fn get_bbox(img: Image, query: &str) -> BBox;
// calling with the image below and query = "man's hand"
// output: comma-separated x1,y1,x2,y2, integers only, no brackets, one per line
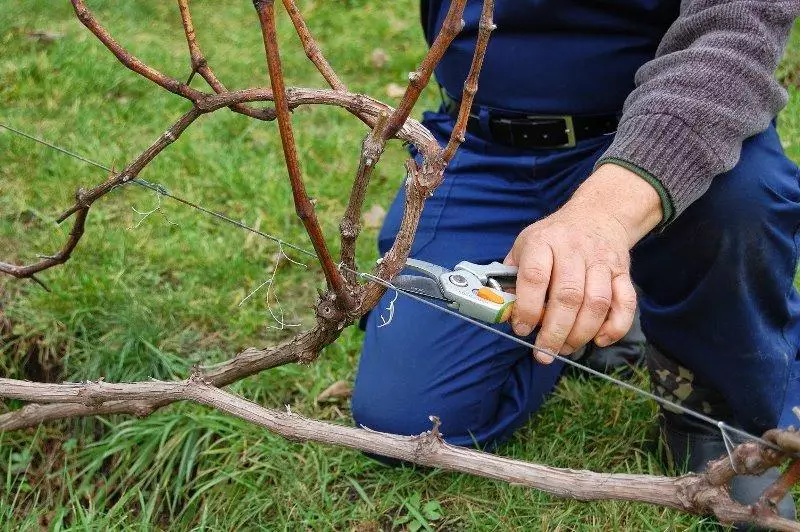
504,163,663,363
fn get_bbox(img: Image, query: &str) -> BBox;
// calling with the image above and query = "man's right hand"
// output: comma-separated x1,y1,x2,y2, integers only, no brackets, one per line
503,163,662,363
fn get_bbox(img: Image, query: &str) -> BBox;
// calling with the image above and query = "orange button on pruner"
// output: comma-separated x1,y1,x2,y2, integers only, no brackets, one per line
476,287,505,304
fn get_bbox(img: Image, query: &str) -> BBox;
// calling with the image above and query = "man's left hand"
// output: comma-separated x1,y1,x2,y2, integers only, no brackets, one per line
504,163,663,363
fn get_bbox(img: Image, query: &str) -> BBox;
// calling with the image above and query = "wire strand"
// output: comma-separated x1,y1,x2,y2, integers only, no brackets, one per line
2,121,792,457
0,123,315,259
356,271,788,455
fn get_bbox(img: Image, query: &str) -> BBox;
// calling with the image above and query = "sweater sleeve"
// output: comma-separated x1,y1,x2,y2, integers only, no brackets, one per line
596,0,799,224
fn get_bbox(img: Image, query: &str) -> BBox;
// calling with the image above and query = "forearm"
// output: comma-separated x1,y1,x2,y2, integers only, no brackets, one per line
597,0,799,224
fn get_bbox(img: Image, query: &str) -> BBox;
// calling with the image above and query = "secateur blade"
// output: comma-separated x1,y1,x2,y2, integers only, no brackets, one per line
391,274,450,302
391,258,451,302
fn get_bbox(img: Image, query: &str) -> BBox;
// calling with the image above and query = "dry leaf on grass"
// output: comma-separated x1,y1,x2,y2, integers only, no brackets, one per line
385,83,405,99
26,30,64,43
370,48,389,68
315,380,352,403
362,204,386,229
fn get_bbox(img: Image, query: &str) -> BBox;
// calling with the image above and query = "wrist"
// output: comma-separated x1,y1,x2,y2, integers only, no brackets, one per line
571,163,663,246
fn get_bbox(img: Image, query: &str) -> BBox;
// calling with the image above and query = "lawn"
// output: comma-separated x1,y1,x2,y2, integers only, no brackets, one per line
1,2,799,530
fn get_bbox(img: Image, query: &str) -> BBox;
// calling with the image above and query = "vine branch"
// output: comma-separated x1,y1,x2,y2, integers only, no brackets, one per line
442,0,494,163
0,206,88,288
2,107,202,279
1,376,798,531
339,111,390,281
177,0,276,120
71,0,203,101
281,0,346,91
383,0,467,140
254,0,354,309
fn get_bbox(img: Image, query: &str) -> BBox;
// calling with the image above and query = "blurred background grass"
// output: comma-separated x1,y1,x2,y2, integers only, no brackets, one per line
1,2,798,530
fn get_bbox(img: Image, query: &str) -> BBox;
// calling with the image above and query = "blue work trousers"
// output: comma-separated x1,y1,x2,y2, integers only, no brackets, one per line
352,110,800,447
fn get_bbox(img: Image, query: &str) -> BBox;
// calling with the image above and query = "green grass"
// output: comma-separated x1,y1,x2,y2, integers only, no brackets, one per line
1,3,798,530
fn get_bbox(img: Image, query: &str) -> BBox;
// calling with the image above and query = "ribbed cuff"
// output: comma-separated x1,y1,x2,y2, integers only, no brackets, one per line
596,157,675,227
597,113,724,221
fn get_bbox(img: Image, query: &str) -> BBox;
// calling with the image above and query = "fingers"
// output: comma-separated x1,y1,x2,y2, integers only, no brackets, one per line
505,220,636,365
509,241,553,338
563,263,612,352
532,251,586,364
594,272,637,347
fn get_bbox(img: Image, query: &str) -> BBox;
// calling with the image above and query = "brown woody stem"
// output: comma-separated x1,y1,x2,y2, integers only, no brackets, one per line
254,0,353,309
2,108,202,280
336,1,472,281
55,108,202,222
281,0,346,91
177,0,276,121
362,157,447,311
0,206,89,281
0,377,797,531
71,0,203,101
196,88,438,148
382,0,467,140
758,460,800,512
442,0,495,163
339,111,390,282
0,318,341,431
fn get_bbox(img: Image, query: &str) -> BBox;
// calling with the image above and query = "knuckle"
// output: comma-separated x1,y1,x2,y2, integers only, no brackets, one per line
613,252,631,271
537,339,561,353
585,293,612,318
604,316,632,340
513,295,543,316
588,254,612,268
589,251,624,270
621,300,637,314
554,286,584,310
519,264,549,287
514,305,542,325
560,345,575,355
565,237,582,252
568,318,601,342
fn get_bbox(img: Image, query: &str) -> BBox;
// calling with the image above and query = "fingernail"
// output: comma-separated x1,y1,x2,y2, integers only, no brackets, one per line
595,335,609,347
534,351,554,365
513,321,533,337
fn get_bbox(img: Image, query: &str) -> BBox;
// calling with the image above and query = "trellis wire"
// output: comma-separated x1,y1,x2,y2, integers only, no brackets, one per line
2,121,795,458
0,123,316,260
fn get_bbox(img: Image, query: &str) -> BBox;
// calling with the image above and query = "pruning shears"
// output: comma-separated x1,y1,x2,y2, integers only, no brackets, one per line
392,259,518,324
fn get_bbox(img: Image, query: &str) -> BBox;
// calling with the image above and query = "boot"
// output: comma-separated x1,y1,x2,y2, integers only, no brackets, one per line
647,345,797,528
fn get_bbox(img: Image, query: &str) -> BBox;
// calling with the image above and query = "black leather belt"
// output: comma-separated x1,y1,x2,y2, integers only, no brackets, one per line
442,91,619,149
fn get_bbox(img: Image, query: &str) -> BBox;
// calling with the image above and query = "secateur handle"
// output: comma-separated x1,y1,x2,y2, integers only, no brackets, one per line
454,261,518,289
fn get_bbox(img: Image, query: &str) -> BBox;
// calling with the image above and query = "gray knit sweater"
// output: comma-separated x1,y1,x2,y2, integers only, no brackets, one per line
597,0,800,224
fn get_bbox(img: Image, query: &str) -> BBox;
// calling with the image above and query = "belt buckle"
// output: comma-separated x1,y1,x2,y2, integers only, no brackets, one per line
526,115,576,149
